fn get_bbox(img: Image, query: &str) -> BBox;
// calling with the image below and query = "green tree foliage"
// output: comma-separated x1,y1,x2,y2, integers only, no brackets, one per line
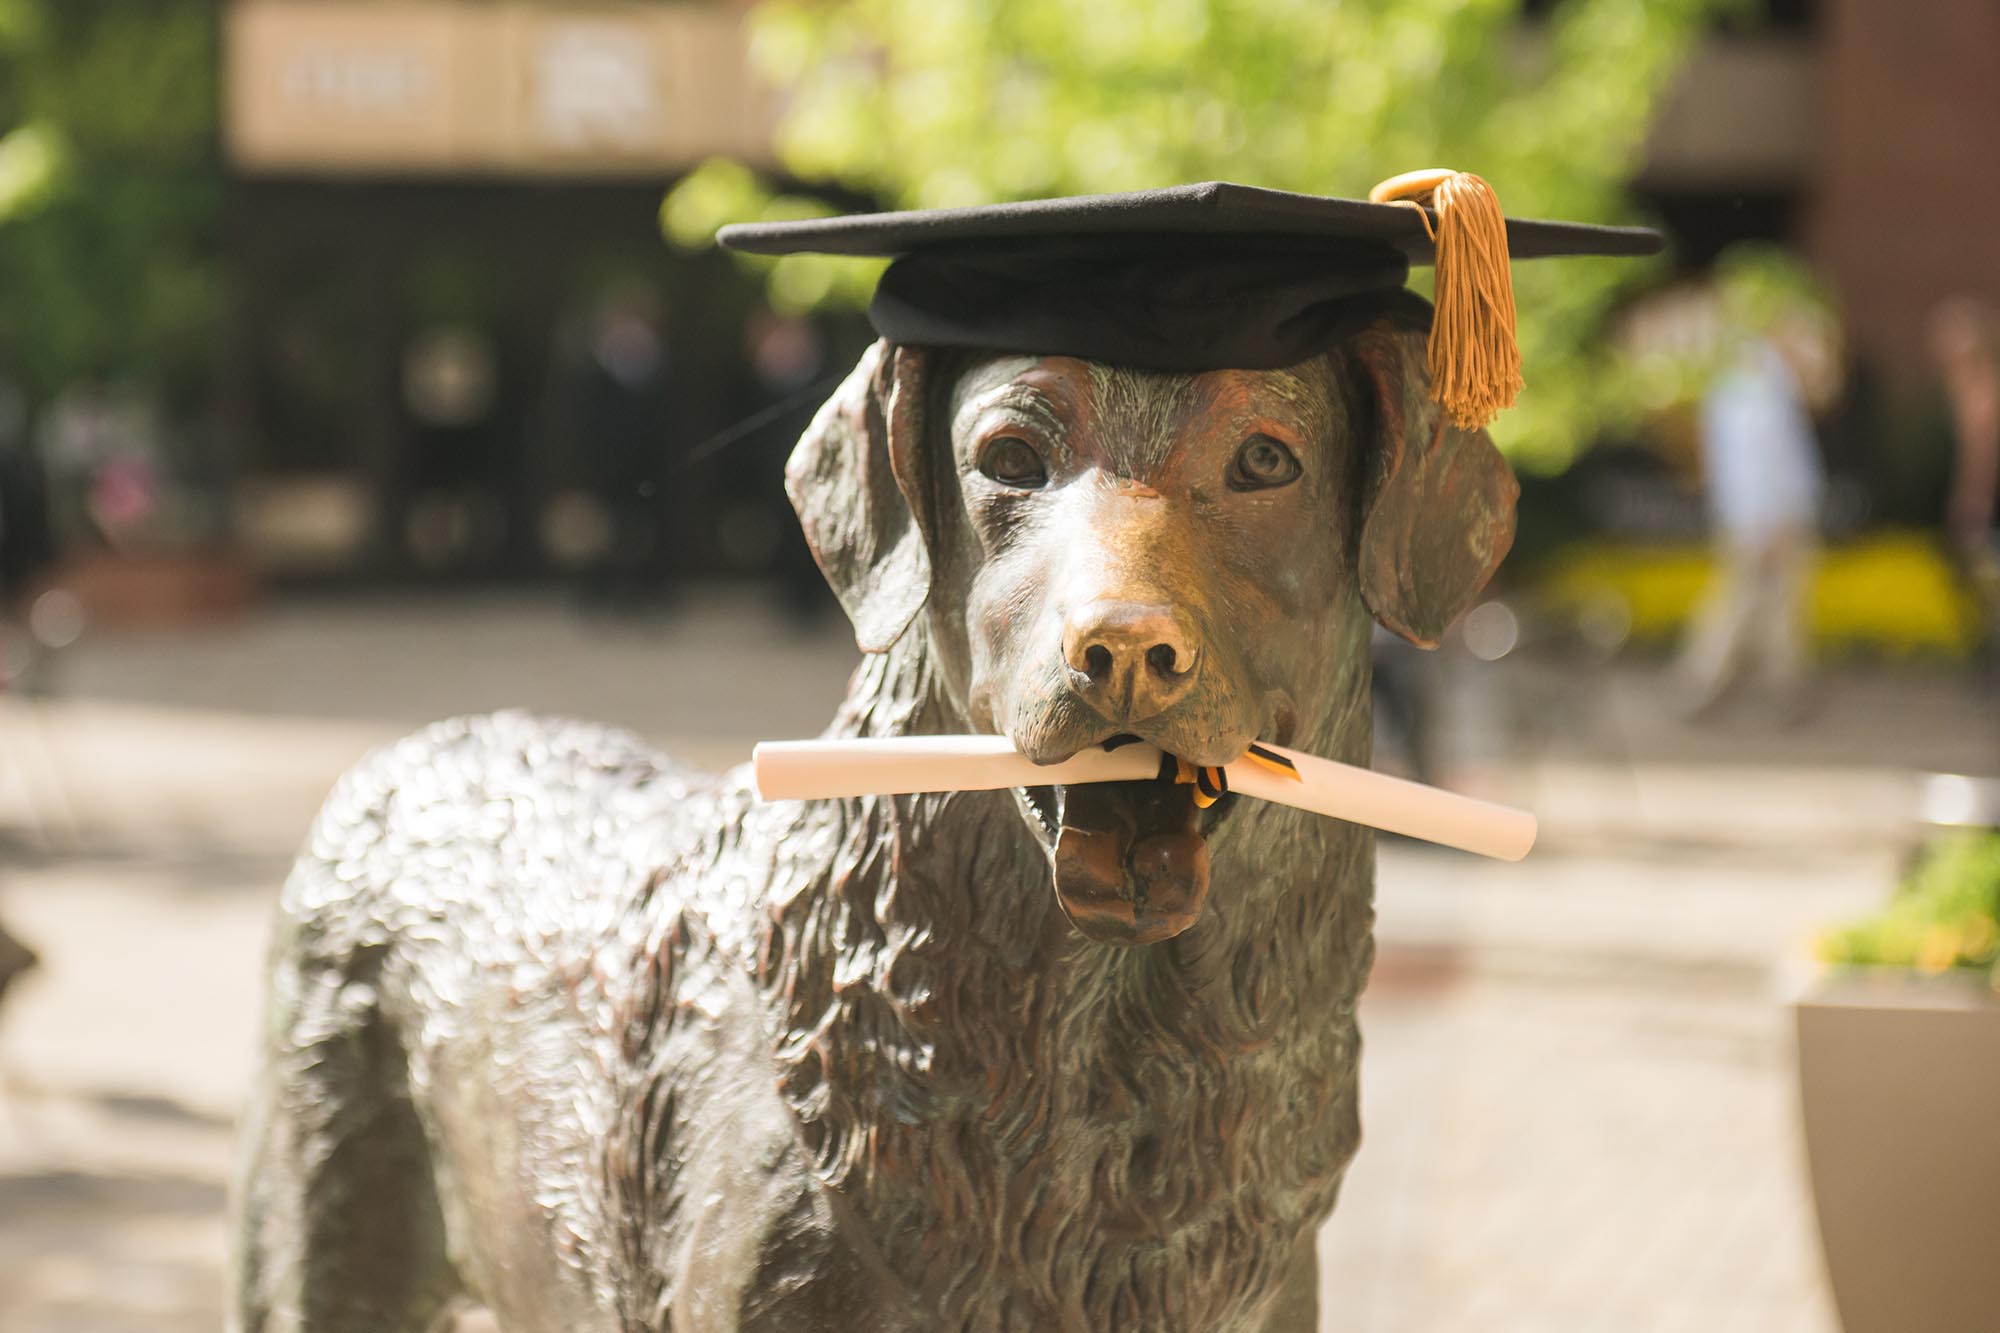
670,0,1732,472
0,0,220,407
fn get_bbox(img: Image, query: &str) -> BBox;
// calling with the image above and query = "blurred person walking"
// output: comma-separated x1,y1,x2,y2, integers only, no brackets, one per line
580,285,675,608
399,323,506,573
1928,297,2000,671
1931,298,2000,559
1678,319,1829,719
729,308,834,624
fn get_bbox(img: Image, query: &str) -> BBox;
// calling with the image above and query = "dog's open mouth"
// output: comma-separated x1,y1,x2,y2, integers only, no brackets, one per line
1017,751,1237,946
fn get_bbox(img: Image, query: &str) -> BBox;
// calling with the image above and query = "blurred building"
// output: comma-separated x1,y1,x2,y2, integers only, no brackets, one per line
222,0,796,581
1808,0,2000,387
217,0,1999,582
1639,0,2000,394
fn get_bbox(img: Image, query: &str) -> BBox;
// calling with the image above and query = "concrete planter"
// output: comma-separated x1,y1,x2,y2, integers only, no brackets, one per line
1794,969,2000,1333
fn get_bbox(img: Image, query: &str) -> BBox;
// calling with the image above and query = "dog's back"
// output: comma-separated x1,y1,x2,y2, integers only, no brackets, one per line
231,711,897,1332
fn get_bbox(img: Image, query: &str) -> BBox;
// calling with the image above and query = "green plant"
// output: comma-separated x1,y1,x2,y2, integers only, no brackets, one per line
0,0,221,404
1817,832,2000,990
669,0,1742,474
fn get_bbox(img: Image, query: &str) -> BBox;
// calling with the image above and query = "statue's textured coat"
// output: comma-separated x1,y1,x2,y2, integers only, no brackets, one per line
231,316,1516,1331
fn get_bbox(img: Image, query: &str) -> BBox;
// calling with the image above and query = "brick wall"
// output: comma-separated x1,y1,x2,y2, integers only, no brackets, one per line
1809,0,2000,385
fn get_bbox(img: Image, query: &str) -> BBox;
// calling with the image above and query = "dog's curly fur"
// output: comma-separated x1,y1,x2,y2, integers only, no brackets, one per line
230,323,1513,1332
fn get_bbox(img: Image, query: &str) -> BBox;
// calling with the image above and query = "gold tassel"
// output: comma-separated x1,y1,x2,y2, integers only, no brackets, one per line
1368,168,1524,431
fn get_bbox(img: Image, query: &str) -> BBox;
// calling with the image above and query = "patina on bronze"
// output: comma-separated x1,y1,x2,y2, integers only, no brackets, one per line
229,298,1517,1329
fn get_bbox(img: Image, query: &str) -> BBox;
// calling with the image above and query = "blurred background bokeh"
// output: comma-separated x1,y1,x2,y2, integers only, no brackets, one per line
1,2,1996,1330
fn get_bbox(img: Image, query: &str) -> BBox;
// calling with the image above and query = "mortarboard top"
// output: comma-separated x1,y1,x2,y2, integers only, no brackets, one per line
717,179,1663,423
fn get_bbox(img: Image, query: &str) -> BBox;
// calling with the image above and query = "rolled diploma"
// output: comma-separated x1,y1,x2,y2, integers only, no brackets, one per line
752,737,1535,862
1228,742,1536,862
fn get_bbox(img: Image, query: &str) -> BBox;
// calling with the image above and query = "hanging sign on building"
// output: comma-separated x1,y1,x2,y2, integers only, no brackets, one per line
227,1,777,175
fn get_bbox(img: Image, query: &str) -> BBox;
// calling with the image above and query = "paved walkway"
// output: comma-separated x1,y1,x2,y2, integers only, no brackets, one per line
1,590,1989,1330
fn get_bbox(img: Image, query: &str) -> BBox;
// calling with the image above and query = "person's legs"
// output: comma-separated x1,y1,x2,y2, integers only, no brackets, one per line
1754,526,1814,698
1679,540,1758,714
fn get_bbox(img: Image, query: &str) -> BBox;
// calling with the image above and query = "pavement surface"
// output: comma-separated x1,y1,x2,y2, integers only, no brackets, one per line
1,588,1992,1331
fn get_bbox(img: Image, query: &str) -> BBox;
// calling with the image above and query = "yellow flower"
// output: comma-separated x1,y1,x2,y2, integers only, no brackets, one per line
1916,926,1961,975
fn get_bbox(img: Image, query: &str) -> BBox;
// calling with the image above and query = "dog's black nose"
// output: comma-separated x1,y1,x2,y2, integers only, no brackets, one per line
1061,600,1199,723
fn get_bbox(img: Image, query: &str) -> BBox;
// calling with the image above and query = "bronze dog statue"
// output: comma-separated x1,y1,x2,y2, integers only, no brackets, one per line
230,310,1515,1330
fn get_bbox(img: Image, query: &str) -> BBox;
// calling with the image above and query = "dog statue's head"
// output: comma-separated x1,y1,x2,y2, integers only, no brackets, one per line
787,307,1517,946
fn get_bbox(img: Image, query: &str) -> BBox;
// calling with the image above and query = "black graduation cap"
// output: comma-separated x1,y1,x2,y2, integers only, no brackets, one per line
718,174,1663,428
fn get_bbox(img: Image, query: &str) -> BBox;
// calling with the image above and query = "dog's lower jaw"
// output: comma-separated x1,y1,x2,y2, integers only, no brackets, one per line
1053,778,1212,945
1012,779,1222,945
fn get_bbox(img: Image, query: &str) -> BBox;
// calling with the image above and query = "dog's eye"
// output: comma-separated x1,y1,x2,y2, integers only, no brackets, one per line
1229,435,1302,490
979,436,1048,489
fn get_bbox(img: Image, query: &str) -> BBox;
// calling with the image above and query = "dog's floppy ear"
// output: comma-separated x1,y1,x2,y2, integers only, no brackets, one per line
1347,317,1520,649
786,339,936,652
